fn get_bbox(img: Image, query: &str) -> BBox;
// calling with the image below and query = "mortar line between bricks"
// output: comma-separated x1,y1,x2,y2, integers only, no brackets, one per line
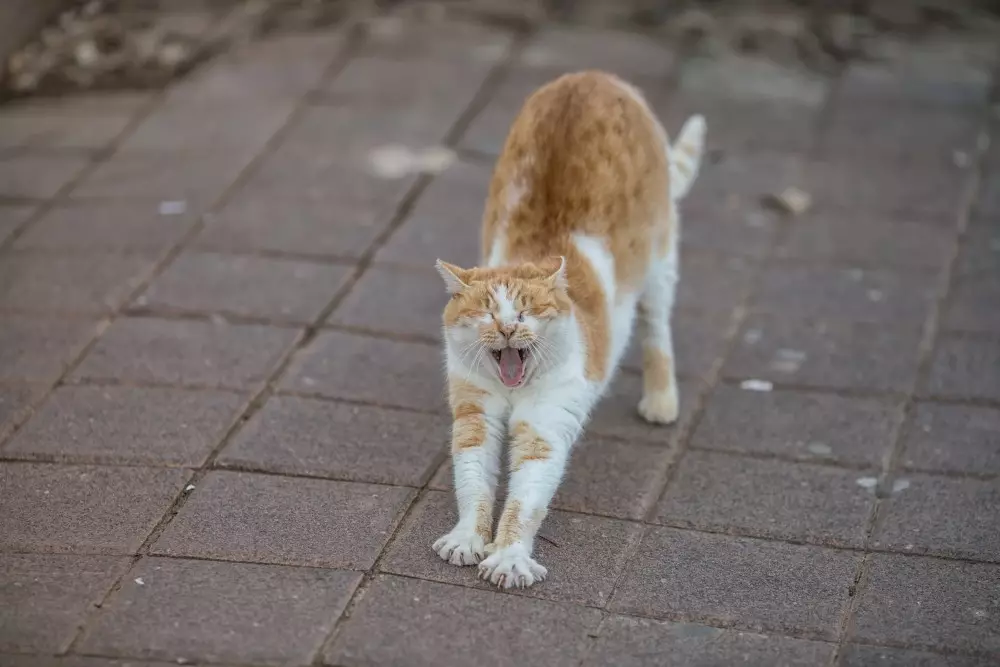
827,57,998,667
56,19,371,657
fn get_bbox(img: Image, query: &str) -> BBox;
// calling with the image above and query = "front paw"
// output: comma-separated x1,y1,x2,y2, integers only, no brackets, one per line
433,528,488,566
638,391,678,425
478,544,547,588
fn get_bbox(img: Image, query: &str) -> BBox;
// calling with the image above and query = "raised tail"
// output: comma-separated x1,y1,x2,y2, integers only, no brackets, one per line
669,114,706,200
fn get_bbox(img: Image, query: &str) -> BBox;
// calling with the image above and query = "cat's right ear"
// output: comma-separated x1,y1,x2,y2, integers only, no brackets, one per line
435,259,470,295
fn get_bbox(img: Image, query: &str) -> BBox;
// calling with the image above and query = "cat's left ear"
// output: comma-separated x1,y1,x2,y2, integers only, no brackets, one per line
435,259,470,295
544,256,568,290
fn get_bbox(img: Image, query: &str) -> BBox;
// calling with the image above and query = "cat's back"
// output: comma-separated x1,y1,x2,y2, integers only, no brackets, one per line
483,71,670,285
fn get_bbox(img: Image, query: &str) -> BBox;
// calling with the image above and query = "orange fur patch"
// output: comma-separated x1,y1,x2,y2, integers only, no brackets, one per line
449,378,488,451
494,499,523,548
510,421,553,470
475,500,493,542
642,345,673,396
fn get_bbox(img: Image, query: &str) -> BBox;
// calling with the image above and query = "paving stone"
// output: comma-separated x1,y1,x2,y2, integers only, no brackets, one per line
136,251,351,323
753,264,937,327
73,317,300,389
280,330,446,412
655,451,874,547
0,109,132,150
72,150,255,204
872,474,1000,561
330,265,445,341
120,103,293,153
195,187,393,259
0,315,99,382
326,574,602,667
686,152,803,219
0,463,189,553
78,557,360,665
679,54,827,106
218,396,447,485
0,656,179,667
589,373,699,446
680,198,779,259
837,62,989,110
0,382,43,441
0,154,91,199
922,335,1000,401
677,254,754,314
854,554,1000,654
461,69,558,156
955,221,1000,276
0,553,129,653
152,471,412,569
840,645,994,667
778,213,954,269
5,386,246,466
621,308,735,382
431,432,672,520
725,315,922,392
943,271,1000,333
610,527,858,638
13,201,196,253
0,205,34,244
691,385,898,467
584,615,834,667
376,160,491,269
899,403,1000,475
520,27,674,80
382,490,642,606
0,252,154,314
359,17,512,62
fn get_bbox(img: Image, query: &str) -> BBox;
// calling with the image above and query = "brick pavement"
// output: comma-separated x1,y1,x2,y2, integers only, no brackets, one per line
1,14,999,667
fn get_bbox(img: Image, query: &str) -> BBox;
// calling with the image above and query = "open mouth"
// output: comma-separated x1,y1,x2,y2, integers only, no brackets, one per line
492,347,529,388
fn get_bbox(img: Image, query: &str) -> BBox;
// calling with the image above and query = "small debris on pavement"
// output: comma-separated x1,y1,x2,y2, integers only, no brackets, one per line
761,187,812,216
740,379,774,392
158,200,187,216
134,577,145,585
856,476,878,490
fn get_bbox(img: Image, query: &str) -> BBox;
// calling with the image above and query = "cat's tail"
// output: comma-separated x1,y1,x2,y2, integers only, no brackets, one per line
669,114,706,200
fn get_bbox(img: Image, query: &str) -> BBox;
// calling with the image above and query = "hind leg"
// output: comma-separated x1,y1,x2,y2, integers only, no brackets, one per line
637,236,680,424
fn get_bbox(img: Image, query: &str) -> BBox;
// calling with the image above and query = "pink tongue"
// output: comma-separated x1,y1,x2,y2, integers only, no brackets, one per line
498,348,525,387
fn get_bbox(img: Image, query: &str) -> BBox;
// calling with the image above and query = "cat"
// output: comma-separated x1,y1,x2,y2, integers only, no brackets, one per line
432,70,706,588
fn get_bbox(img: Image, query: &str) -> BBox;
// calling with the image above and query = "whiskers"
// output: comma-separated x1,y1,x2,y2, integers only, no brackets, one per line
457,338,488,381
528,335,559,373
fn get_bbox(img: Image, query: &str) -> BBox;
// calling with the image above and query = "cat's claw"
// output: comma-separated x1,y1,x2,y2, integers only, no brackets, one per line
478,544,547,589
433,529,488,566
638,392,678,425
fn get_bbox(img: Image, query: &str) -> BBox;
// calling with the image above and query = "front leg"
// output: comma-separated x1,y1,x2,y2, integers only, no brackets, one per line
433,377,505,566
478,398,587,588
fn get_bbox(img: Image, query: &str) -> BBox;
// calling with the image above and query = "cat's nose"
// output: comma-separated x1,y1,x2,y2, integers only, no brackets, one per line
498,322,517,338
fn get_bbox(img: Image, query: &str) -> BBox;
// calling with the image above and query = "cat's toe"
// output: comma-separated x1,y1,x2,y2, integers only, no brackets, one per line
433,529,488,566
478,545,547,588
638,392,678,425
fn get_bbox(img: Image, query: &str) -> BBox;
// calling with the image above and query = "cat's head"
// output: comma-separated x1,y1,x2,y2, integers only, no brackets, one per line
436,257,572,388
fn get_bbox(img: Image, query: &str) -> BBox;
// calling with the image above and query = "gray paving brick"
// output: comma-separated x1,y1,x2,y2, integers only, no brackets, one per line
678,54,827,106
0,154,91,199
691,385,898,467
151,471,412,569
677,254,754,314
584,616,834,667
280,330,446,412
0,315,98,382
0,656,178,667
0,252,154,315
326,574,602,667
0,205,35,244
461,69,558,156
753,265,937,327
329,265,446,341
520,27,674,79
655,451,874,547
680,199,779,259
359,17,512,62
610,527,858,638
621,308,734,382
73,317,300,389
900,403,1000,475
840,645,994,667
837,62,989,110
382,490,642,606
588,373,699,446
218,396,447,485
0,463,189,553
944,272,1000,333
686,152,803,220
0,104,133,150
872,474,1000,561
0,553,129,653
854,554,1000,654
0,382,43,440
78,557,360,665
725,315,922,392
136,251,351,323
13,201,196,253
923,335,1000,401
5,386,246,466
120,102,293,153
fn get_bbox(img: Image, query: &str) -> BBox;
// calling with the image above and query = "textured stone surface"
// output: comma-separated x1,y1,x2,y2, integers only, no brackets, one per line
610,527,858,638
923,335,1000,400
854,554,1000,654
326,575,602,667
0,382,44,440
899,403,1000,475
330,265,446,341
0,316,98,382
0,154,91,199
0,553,128,653
0,463,189,553
588,373,698,446
840,645,995,667
5,386,246,466
152,471,413,569
78,557,360,665
382,490,643,605
656,451,874,547
218,396,447,485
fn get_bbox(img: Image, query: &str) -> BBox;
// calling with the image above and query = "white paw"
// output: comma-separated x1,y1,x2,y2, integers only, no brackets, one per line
478,544,547,589
638,391,678,425
433,528,488,566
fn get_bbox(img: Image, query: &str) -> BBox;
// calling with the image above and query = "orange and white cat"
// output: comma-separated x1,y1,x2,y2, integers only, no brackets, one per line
433,71,705,588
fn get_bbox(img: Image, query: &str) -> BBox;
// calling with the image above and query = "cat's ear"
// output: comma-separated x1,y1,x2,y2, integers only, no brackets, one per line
543,256,568,290
435,259,470,295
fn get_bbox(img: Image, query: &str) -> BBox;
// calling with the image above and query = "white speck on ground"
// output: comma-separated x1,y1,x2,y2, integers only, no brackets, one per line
740,379,773,392
158,200,187,215
856,476,878,490
893,479,911,493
